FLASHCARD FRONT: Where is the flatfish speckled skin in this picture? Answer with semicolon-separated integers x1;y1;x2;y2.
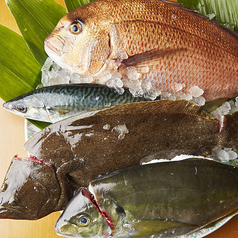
45;0;238;101
24;100;238;189
0;157;61;219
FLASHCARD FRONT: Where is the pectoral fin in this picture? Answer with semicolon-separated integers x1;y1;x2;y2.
47;107;70;115
122;48;188;67
201;98;228;113
124;219;197;237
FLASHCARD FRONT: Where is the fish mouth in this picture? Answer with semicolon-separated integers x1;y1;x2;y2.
55;224;80;237
2;102;11;110
0;205;23;218
0;195;25;219
44;38;73;72
2;102;19;113
44;38;64;57
44;34;70;57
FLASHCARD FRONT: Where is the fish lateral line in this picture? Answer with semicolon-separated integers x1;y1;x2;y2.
82;188;114;233
13;155;56;172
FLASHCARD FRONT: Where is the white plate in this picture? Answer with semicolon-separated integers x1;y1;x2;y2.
178;216;233;238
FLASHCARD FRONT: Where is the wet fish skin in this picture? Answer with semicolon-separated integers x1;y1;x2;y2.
1;100;238;220
45;0;238;101
0;157;61;220
55;159;238;237
3;84;151;123
23;100;238;187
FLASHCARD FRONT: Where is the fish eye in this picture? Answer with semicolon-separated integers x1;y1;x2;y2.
69;22;82;34
12;200;17;206
77;215;90;226
15;104;27;113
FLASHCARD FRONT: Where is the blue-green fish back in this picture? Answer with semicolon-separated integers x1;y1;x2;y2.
3;84;152;123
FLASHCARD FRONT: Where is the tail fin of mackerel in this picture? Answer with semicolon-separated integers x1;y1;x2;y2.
219;111;238;148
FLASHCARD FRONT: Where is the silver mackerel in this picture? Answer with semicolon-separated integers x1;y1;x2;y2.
3;84;152;123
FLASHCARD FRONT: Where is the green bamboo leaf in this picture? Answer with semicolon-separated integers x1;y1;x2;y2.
0;25;41;102
0;25;49;129
64;0;94;12
28;119;51;130
5;0;67;65
178;0;238;32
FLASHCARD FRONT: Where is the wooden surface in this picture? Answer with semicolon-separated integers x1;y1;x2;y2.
0;0;238;237
0;1;64;238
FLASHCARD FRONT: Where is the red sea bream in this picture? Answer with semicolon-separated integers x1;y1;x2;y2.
45;0;238;101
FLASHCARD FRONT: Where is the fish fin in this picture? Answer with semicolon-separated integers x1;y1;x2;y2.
199;207;238;230
161;0;208;18
55;158;85;210
110;199;126;235
140;148;212;164
219;111;238;148
149;100;211;118
161;0;238;42
113;200;125;217
125;219;196;237
122;48;188;67
201;98;229;113
47;107;70;115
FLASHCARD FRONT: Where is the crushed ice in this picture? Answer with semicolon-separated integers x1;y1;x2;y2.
40;57;238;119
213;147;238;162
111;125;129;140
40;58;207;103
40;58;93;86
207;13;216;20
211;97;238;119
189;86;204;97
40;58;238;163
106;72;124;94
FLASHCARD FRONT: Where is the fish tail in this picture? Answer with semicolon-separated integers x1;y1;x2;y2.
219;111;238;148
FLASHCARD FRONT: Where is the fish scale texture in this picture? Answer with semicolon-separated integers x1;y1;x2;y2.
45;0;238;101
110;3;237;99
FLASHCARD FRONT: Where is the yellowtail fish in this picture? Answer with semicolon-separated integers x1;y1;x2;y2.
45;0;238;101
55;159;238;238
3;84;152;123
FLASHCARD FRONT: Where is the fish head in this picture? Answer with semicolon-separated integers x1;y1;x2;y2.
55;188;112;238
3;96;51;122
44;2;113;77
0;156;60;219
